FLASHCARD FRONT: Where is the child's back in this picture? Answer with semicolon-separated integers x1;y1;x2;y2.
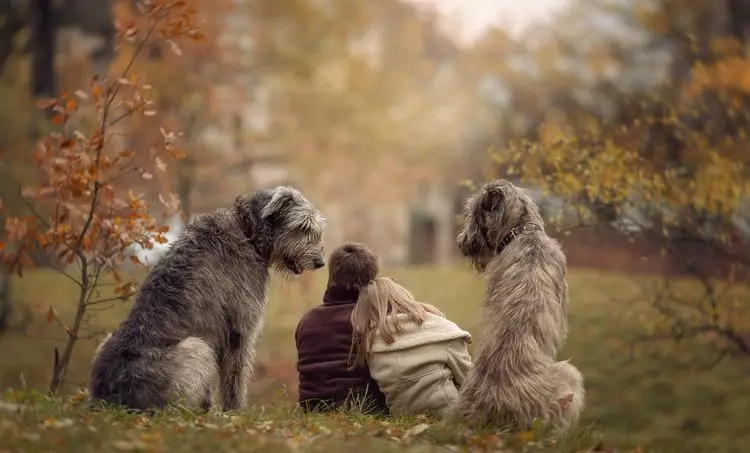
350;277;473;418
296;286;386;412
369;311;472;418
295;243;387;413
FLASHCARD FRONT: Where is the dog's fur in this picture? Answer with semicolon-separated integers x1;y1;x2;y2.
89;186;326;412
452;179;584;431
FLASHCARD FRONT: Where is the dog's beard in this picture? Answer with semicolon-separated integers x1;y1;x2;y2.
270;253;309;279
271;259;298;279
283;256;302;275
469;256;488;273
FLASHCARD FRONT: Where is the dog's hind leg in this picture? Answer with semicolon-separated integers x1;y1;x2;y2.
548;360;585;431
168;337;219;409
219;330;256;412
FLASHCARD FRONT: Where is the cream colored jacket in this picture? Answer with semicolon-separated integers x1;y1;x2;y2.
368;312;473;418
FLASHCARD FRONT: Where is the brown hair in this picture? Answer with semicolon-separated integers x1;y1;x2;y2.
348;277;443;369
326;242;379;290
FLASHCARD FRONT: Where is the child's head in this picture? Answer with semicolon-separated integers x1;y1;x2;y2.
348;277;442;368
326;242;379;290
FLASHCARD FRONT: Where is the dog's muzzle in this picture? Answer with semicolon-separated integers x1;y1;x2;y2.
312;257;325;269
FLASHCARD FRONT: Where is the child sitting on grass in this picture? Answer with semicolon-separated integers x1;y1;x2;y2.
295;243;388;414
349;277;473;418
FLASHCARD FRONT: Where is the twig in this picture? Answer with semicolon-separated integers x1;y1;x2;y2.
86;295;128;307
108;98;152;127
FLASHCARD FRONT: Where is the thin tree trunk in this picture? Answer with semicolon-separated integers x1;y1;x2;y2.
31;0;56;99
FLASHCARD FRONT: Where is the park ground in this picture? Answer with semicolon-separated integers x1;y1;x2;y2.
1;265;749;452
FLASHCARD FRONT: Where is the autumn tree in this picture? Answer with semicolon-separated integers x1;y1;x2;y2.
249;0;484;247
479;0;750;363
0;0;203;392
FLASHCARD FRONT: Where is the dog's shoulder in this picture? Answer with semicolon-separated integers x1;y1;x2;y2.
181;208;244;242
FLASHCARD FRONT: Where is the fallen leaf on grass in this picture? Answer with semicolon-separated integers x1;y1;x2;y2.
139;433;163;444
21;432;41;442
403;423;430;438
112;439;150;451
467;433;503;450
0;401;28;413
286;437;302;453
133;417;151;429
42;418;74;429
194;421;219;430
515;430;534;443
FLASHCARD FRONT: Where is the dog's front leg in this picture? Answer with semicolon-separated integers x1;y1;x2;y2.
219;330;253;411
200;386;214;412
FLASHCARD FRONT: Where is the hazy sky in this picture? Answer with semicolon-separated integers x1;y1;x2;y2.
417;0;569;43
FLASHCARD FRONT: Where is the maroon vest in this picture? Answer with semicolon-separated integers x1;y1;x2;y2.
295;285;387;414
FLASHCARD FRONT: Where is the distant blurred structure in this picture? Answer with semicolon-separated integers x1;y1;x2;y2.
3;0;749;272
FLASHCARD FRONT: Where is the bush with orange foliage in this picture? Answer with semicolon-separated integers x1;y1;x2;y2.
0;0;205;393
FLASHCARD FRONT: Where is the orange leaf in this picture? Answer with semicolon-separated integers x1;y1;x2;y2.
60;139;76;149
169;148;187;159
51;114;66;125
65;98;78;111
92;82;104;102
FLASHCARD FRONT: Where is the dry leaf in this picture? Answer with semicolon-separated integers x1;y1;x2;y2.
403;423;430;438
112;439;149;451
42;418;74;429
155;157;167;171
168;39;183;56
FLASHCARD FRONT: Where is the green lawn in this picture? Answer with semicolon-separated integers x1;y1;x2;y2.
1;265;749;452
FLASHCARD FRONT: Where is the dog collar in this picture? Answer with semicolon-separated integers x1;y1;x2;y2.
496;222;543;254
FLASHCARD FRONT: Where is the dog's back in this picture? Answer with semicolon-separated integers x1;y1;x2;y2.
89;210;249;410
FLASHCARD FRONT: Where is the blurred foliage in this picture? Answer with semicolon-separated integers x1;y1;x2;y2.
483;0;750;360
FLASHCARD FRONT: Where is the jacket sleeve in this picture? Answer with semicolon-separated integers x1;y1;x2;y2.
446;338;473;388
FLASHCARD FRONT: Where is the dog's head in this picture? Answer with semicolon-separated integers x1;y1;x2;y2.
456;179;542;271
235;186;326;277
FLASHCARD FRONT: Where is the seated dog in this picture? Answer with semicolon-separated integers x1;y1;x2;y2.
90;186;326;412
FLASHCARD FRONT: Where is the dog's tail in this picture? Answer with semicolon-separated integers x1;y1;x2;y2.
452;358;584;431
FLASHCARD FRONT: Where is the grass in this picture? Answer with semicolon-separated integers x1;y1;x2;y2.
1;265;750;452
0;390;600;453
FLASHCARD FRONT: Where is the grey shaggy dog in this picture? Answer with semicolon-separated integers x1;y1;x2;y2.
89;186;326;412
452;179;584;431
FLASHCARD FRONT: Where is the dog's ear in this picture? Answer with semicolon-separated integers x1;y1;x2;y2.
456;194;487;257
261;186;296;221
